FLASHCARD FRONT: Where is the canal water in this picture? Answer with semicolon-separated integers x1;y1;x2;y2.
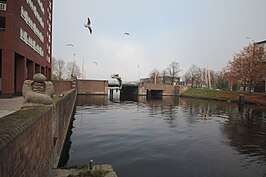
65;95;266;177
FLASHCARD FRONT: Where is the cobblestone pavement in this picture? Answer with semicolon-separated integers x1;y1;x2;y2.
0;97;24;118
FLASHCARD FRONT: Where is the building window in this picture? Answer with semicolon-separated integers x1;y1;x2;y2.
0;16;5;31
0;1;6;11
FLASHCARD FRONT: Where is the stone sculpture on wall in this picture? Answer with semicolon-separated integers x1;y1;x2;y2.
22;73;54;107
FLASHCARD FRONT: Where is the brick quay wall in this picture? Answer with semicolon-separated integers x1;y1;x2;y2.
52;80;108;95
0;89;76;177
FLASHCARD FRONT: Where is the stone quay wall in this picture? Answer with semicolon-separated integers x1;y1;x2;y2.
52;80;72;94
176;85;190;95
52;89;77;167
138;83;189;96
0;89;76;177
52;80;108;95
77;80;108;95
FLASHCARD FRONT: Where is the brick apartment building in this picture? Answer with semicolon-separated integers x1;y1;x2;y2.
0;0;52;97
255;40;266;93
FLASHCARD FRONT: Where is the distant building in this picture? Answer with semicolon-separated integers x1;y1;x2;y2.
256;40;266;58
254;40;266;93
160;76;180;85
140;76;180;85
140;77;152;83
0;0;53;97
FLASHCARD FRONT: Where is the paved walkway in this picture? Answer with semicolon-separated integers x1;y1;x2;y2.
0;97;24;118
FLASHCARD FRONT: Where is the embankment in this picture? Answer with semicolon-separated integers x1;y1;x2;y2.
0;89;76;177
181;88;266;105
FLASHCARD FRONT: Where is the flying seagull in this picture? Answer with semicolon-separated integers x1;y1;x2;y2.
84;17;92;34
66;44;74;47
93;61;98;65
124;32;130;35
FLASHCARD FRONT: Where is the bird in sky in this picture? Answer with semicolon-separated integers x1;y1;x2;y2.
124;32;130;35
66;44;74;47
93;61;98;65
84;17;92;34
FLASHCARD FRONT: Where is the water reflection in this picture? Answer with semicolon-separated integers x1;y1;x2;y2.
223;106;266;163
65;96;266;177
143;97;180;128
179;98;266;163
58;125;73;167
146;96;179;107
58;108;76;167
76;95;108;106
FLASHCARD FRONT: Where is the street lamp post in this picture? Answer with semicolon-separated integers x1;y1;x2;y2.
65;43;76;77
72;53;76;76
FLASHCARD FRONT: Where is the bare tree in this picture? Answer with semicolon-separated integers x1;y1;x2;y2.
161;69;168;84
223;43;266;92
167;61;181;85
212;71;229;90
183;65;202;88
66;61;81;79
52;57;65;80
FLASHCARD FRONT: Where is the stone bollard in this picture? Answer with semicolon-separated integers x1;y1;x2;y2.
238;94;245;105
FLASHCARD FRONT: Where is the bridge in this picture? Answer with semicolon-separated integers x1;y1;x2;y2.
52;77;188;98
108;81;188;99
108;74;189;98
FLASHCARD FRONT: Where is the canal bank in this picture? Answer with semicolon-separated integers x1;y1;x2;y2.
181;88;266;105
0;78;117;177
0;89;76;177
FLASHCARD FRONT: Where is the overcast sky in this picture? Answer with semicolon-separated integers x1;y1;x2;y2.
52;0;266;81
